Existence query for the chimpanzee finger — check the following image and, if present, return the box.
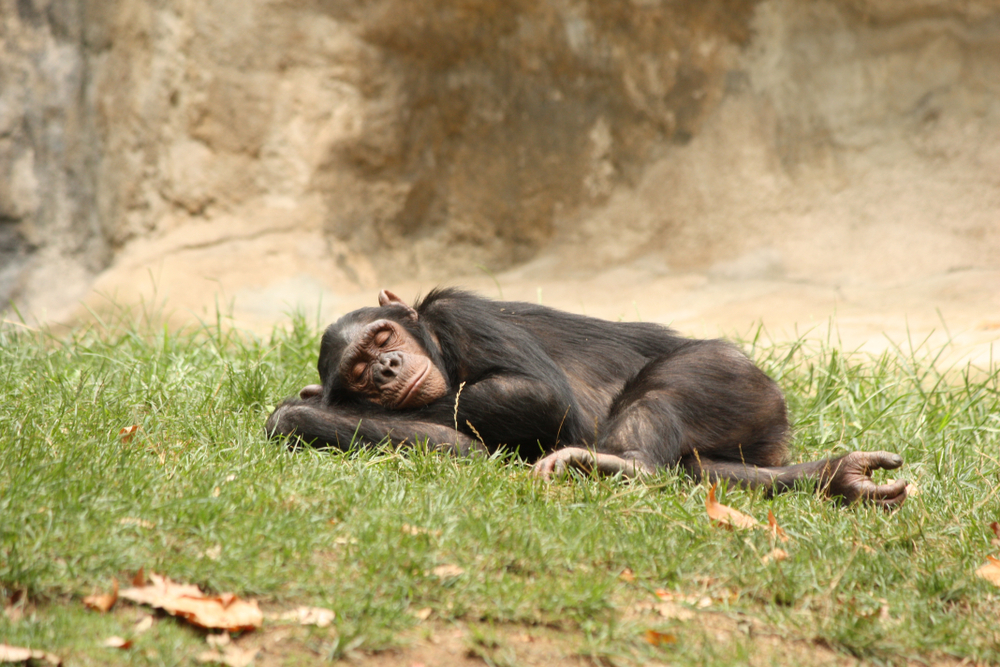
[860,477,908,501]
[856,451,903,473]
[870,485,907,509]
[532,459,556,479]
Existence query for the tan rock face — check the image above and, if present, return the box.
[2,0,1000,359]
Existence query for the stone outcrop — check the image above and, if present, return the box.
[2,0,999,331]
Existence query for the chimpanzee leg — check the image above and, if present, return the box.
[533,341,906,506]
[534,340,788,478]
[682,452,907,507]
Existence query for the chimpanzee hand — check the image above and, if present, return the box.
[821,451,907,508]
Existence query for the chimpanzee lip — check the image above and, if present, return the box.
[395,360,430,409]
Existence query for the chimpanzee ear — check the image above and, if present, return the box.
[378,289,418,321]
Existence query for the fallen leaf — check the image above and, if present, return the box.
[118,517,155,529]
[276,607,335,628]
[196,646,259,667]
[212,487,221,498]
[119,425,140,443]
[761,548,789,564]
[0,645,61,665]
[655,602,694,620]
[990,522,1000,547]
[411,607,433,621]
[431,564,464,579]
[134,616,154,634]
[206,634,231,649]
[83,579,118,613]
[976,555,1000,587]
[644,630,676,646]
[119,573,262,631]
[201,545,222,561]
[132,568,146,586]
[102,637,132,649]
[402,524,442,537]
[619,568,636,583]
[705,484,760,530]
[767,510,788,542]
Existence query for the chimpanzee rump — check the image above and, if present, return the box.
[266,288,906,506]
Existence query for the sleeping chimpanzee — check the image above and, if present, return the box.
[266,288,907,507]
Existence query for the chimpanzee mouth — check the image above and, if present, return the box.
[395,360,430,409]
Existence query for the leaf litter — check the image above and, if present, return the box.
[705,484,760,530]
[0,645,61,666]
[118,572,262,631]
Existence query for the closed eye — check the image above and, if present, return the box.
[352,362,367,381]
[374,329,392,347]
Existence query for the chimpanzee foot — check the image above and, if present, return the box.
[533,447,652,479]
[821,451,907,508]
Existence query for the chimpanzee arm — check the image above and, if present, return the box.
[450,374,581,453]
[265,396,481,455]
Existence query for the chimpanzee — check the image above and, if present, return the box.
[265,288,907,506]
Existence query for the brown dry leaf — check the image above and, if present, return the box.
[643,630,677,646]
[196,646,259,667]
[976,555,1000,587]
[761,548,789,565]
[431,564,464,579]
[401,524,442,537]
[119,425,140,443]
[705,484,760,530]
[134,616,154,634]
[200,545,222,561]
[119,572,262,631]
[132,568,146,587]
[619,568,636,583]
[767,510,788,543]
[990,522,1000,547]
[0,645,62,665]
[102,636,132,650]
[83,578,118,613]
[411,607,433,621]
[206,634,231,649]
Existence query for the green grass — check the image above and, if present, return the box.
[1,307,999,665]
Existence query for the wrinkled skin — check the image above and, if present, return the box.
[335,318,447,409]
[267,288,906,508]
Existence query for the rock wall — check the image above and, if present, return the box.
[0,0,107,314]
[2,0,999,325]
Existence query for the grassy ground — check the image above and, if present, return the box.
[1,307,999,666]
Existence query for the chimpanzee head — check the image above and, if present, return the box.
[308,290,449,409]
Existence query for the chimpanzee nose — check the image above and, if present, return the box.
[373,352,401,384]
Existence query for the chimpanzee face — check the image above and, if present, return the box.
[333,317,447,409]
